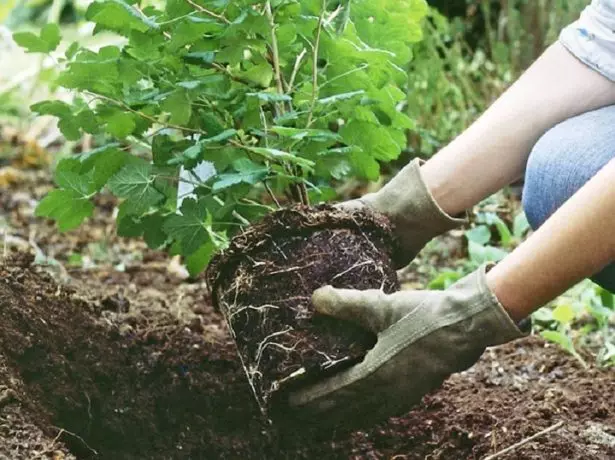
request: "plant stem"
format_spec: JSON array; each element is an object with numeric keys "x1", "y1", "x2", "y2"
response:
[
  {"x1": 287, "y1": 48, "x2": 307, "y2": 93},
  {"x1": 306, "y1": 0, "x2": 326, "y2": 128},
  {"x1": 263, "y1": 1, "x2": 310, "y2": 206},
  {"x1": 263, "y1": 181, "x2": 281, "y2": 208},
  {"x1": 184, "y1": 0, "x2": 230, "y2": 24},
  {"x1": 264, "y1": 1, "x2": 286, "y2": 113},
  {"x1": 84, "y1": 91, "x2": 205, "y2": 134}
]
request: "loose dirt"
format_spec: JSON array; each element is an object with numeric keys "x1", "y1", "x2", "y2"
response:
[{"x1": 1, "y1": 169, "x2": 614, "y2": 459}]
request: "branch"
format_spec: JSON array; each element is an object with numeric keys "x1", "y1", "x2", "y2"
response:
[
  {"x1": 287, "y1": 48, "x2": 307, "y2": 93},
  {"x1": 306, "y1": 0, "x2": 326, "y2": 127},
  {"x1": 84, "y1": 91, "x2": 205, "y2": 135},
  {"x1": 264, "y1": 1, "x2": 286, "y2": 115},
  {"x1": 184, "y1": 0, "x2": 230, "y2": 24}
]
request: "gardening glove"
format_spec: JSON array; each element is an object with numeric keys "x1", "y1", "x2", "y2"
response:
[
  {"x1": 341, "y1": 158, "x2": 466, "y2": 267},
  {"x1": 288, "y1": 263, "x2": 526, "y2": 428}
]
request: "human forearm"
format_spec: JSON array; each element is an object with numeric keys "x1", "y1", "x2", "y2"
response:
[
  {"x1": 487, "y1": 159, "x2": 615, "y2": 322},
  {"x1": 422, "y1": 42, "x2": 615, "y2": 216}
]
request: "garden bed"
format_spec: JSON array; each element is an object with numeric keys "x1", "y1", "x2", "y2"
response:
[{"x1": 1, "y1": 170, "x2": 614, "y2": 459}]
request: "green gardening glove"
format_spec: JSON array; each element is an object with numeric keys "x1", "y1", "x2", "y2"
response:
[
  {"x1": 288, "y1": 264, "x2": 526, "y2": 428},
  {"x1": 340, "y1": 158, "x2": 466, "y2": 267}
]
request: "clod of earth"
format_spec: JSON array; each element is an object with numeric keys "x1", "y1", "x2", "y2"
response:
[{"x1": 207, "y1": 205, "x2": 400, "y2": 417}]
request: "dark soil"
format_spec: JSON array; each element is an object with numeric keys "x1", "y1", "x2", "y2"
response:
[
  {"x1": 207, "y1": 205, "x2": 399, "y2": 415},
  {"x1": 1, "y1": 168, "x2": 614, "y2": 459}
]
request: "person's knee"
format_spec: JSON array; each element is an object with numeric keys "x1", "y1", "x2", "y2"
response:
[
  {"x1": 522, "y1": 106, "x2": 615, "y2": 230},
  {"x1": 522, "y1": 124, "x2": 568, "y2": 230}
]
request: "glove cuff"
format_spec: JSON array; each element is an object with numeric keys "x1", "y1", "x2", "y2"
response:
[
  {"x1": 363, "y1": 159, "x2": 467, "y2": 264},
  {"x1": 474, "y1": 263, "x2": 529, "y2": 345}
]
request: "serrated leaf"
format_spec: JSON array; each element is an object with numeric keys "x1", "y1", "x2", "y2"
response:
[
  {"x1": 162, "y1": 198, "x2": 209, "y2": 254},
  {"x1": 55, "y1": 169, "x2": 94, "y2": 197},
  {"x1": 80, "y1": 146, "x2": 129, "y2": 190},
  {"x1": 143, "y1": 214, "x2": 169, "y2": 248},
  {"x1": 340, "y1": 120, "x2": 400, "y2": 161},
  {"x1": 161, "y1": 90, "x2": 192, "y2": 125},
  {"x1": 40, "y1": 24, "x2": 61, "y2": 51},
  {"x1": 212, "y1": 159, "x2": 269, "y2": 191},
  {"x1": 86, "y1": 0, "x2": 158, "y2": 33},
  {"x1": 247, "y1": 146, "x2": 314, "y2": 170},
  {"x1": 31, "y1": 100, "x2": 72, "y2": 118},
  {"x1": 105, "y1": 111, "x2": 136, "y2": 138},
  {"x1": 36, "y1": 190, "x2": 94, "y2": 231},
  {"x1": 13, "y1": 23, "x2": 61, "y2": 53},
  {"x1": 270, "y1": 126, "x2": 341, "y2": 142},
  {"x1": 108, "y1": 163, "x2": 164, "y2": 215},
  {"x1": 318, "y1": 90, "x2": 365, "y2": 105},
  {"x1": 241, "y1": 63, "x2": 273, "y2": 88},
  {"x1": 248, "y1": 92, "x2": 292, "y2": 103},
  {"x1": 185, "y1": 241, "x2": 216, "y2": 277}
]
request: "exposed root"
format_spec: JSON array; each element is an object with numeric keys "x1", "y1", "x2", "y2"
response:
[
  {"x1": 330, "y1": 260, "x2": 374, "y2": 282},
  {"x1": 207, "y1": 205, "x2": 399, "y2": 415}
]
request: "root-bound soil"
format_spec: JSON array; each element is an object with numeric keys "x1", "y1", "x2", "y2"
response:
[{"x1": 208, "y1": 206, "x2": 399, "y2": 415}]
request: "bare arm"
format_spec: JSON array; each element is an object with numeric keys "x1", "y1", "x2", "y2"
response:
[
  {"x1": 488, "y1": 158, "x2": 615, "y2": 321},
  {"x1": 422, "y1": 42, "x2": 615, "y2": 216}
]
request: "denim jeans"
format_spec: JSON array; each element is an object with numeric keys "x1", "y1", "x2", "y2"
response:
[{"x1": 522, "y1": 104, "x2": 615, "y2": 292}]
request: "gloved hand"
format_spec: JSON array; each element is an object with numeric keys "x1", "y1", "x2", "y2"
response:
[
  {"x1": 288, "y1": 264, "x2": 526, "y2": 428},
  {"x1": 340, "y1": 159, "x2": 466, "y2": 267}
]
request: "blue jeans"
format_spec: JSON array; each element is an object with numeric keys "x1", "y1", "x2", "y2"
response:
[{"x1": 522, "y1": 105, "x2": 615, "y2": 292}]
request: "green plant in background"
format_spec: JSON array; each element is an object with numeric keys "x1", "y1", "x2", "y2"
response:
[
  {"x1": 479, "y1": 0, "x2": 587, "y2": 76},
  {"x1": 405, "y1": 0, "x2": 587, "y2": 157},
  {"x1": 406, "y1": 7, "x2": 507, "y2": 156},
  {"x1": 16, "y1": 0, "x2": 428, "y2": 275},
  {"x1": 533, "y1": 281, "x2": 615, "y2": 368}
]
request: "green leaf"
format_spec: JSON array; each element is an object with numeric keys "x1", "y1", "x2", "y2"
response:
[
  {"x1": 212, "y1": 159, "x2": 269, "y2": 191},
  {"x1": 318, "y1": 90, "x2": 365, "y2": 105},
  {"x1": 36, "y1": 190, "x2": 94, "y2": 231},
  {"x1": 13, "y1": 24, "x2": 61, "y2": 53},
  {"x1": 467, "y1": 241, "x2": 508, "y2": 264},
  {"x1": 55, "y1": 169, "x2": 94, "y2": 197},
  {"x1": 105, "y1": 111, "x2": 136, "y2": 138},
  {"x1": 168, "y1": 21, "x2": 209, "y2": 50},
  {"x1": 79, "y1": 144, "x2": 129, "y2": 190},
  {"x1": 465, "y1": 226, "x2": 491, "y2": 245},
  {"x1": 185, "y1": 241, "x2": 216, "y2": 277},
  {"x1": 270, "y1": 126, "x2": 341, "y2": 142},
  {"x1": 248, "y1": 92, "x2": 292, "y2": 103},
  {"x1": 428, "y1": 271, "x2": 463, "y2": 290},
  {"x1": 40, "y1": 24, "x2": 61, "y2": 51},
  {"x1": 247, "y1": 147, "x2": 314, "y2": 170},
  {"x1": 340, "y1": 120, "x2": 400, "y2": 161},
  {"x1": 108, "y1": 163, "x2": 165, "y2": 215},
  {"x1": 162, "y1": 198, "x2": 210, "y2": 254},
  {"x1": 86, "y1": 0, "x2": 158, "y2": 34},
  {"x1": 513, "y1": 212, "x2": 530, "y2": 238},
  {"x1": 241, "y1": 62, "x2": 273, "y2": 88},
  {"x1": 540, "y1": 330, "x2": 588, "y2": 368},
  {"x1": 31, "y1": 100, "x2": 72, "y2": 118},
  {"x1": 142, "y1": 214, "x2": 169, "y2": 248},
  {"x1": 478, "y1": 212, "x2": 512, "y2": 246},
  {"x1": 161, "y1": 91, "x2": 192, "y2": 125},
  {"x1": 552, "y1": 303, "x2": 575, "y2": 325}
]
